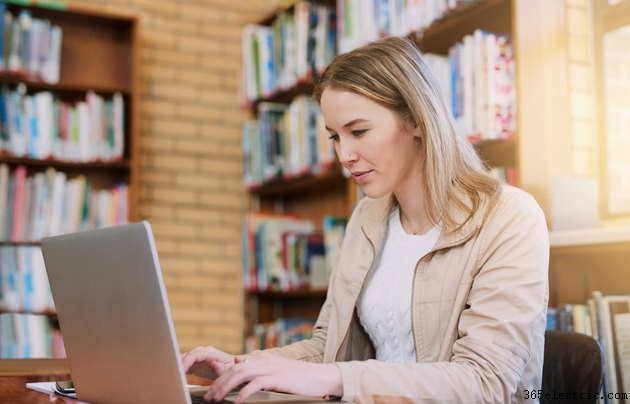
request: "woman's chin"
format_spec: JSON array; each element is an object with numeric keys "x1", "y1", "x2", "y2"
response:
[{"x1": 360, "y1": 186, "x2": 388, "y2": 200}]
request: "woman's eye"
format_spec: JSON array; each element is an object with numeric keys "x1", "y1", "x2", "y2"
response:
[
  {"x1": 328, "y1": 134, "x2": 339, "y2": 141},
  {"x1": 351, "y1": 129, "x2": 366, "y2": 136}
]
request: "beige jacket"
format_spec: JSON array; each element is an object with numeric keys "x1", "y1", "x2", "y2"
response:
[{"x1": 267, "y1": 185, "x2": 549, "y2": 403}]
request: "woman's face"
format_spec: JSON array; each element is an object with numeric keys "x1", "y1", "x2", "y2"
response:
[{"x1": 320, "y1": 88, "x2": 423, "y2": 199}]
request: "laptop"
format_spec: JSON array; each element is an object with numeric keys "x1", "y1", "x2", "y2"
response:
[{"x1": 41, "y1": 221, "x2": 327, "y2": 404}]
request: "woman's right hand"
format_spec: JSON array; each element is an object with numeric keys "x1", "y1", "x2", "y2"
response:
[{"x1": 181, "y1": 346, "x2": 236, "y2": 380}]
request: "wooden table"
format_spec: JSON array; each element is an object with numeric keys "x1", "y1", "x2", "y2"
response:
[
  {"x1": 0, "y1": 359, "x2": 330, "y2": 403},
  {"x1": 0, "y1": 359, "x2": 73, "y2": 403},
  {"x1": 0, "y1": 359, "x2": 211, "y2": 403}
]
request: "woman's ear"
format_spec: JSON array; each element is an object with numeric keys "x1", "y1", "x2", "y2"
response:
[{"x1": 412, "y1": 123, "x2": 422, "y2": 138}]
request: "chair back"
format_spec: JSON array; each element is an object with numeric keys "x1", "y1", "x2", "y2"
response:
[{"x1": 541, "y1": 330, "x2": 604, "y2": 404}]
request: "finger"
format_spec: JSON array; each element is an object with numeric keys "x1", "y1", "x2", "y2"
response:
[
  {"x1": 210, "y1": 360, "x2": 231, "y2": 376},
  {"x1": 211, "y1": 362, "x2": 251, "y2": 401},
  {"x1": 182, "y1": 347, "x2": 232, "y2": 372},
  {"x1": 187, "y1": 361, "x2": 217, "y2": 380},
  {"x1": 208, "y1": 360, "x2": 257, "y2": 401},
  {"x1": 205, "y1": 346, "x2": 234, "y2": 363},
  {"x1": 233, "y1": 378, "x2": 269, "y2": 404},
  {"x1": 180, "y1": 352, "x2": 191, "y2": 371}
]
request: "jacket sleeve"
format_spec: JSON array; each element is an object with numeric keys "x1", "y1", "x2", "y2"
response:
[{"x1": 336, "y1": 189, "x2": 549, "y2": 403}]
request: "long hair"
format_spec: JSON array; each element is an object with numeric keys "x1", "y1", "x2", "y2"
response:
[{"x1": 313, "y1": 37, "x2": 500, "y2": 232}]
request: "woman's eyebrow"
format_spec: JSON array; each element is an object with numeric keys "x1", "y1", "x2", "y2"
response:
[{"x1": 325, "y1": 118, "x2": 369, "y2": 132}]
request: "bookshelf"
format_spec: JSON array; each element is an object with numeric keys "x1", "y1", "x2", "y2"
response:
[
  {"x1": 241, "y1": 0, "x2": 571, "y2": 349},
  {"x1": 0, "y1": 3, "x2": 139, "y2": 360},
  {"x1": 241, "y1": 0, "x2": 347, "y2": 349},
  {"x1": 549, "y1": 227, "x2": 630, "y2": 307},
  {"x1": 413, "y1": 0, "x2": 570, "y2": 217},
  {"x1": 547, "y1": 226, "x2": 630, "y2": 401}
]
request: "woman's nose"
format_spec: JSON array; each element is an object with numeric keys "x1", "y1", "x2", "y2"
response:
[{"x1": 337, "y1": 145, "x2": 358, "y2": 164}]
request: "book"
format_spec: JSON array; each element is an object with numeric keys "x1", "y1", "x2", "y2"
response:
[
  {"x1": 245, "y1": 317, "x2": 316, "y2": 352},
  {"x1": 323, "y1": 216, "x2": 347, "y2": 280},
  {"x1": 10, "y1": 165, "x2": 27, "y2": 241},
  {"x1": 0, "y1": 164, "x2": 8, "y2": 240},
  {"x1": 593, "y1": 291, "x2": 630, "y2": 404},
  {"x1": 0, "y1": 2, "x2": 6, "y2": 70},
  {"x1": 258, "y1": 102, "x2": 288, "y2": 181},
  {"x1": 243, "y1": 213, "x2": 316, "y2": 291}
]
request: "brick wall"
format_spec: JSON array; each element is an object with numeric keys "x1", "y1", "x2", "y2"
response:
[{"x1": 66, "y1": 0, "x2": 283, "y2": 353}]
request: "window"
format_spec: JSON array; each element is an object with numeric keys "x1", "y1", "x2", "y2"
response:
[{"x1": 593, "y1": 0, "x2": 630, "y2": 217}]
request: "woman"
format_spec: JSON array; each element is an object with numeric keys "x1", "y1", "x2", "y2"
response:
[{"x1": 182, "y1": 36, "x2": 549, "y2": 403}]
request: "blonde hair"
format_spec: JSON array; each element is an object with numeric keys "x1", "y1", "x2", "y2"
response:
[{"x1": 313, "y1": 37, "x2": 500, "y2": 232}]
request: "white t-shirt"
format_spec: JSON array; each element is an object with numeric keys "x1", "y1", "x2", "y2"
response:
[{"x1": 357, "y1": 206, "x2": 441, "y2": 362}]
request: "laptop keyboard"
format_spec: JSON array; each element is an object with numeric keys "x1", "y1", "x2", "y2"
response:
[
  {"x1": 190, "y1": 393, "x2": 211, "y2": 403},
  {"x1": 190, "y1": 391, "x2": 233, "y2": 403}
]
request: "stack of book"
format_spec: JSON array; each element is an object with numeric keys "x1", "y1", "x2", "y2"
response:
[
  {"x1": 445, "y1": 30, "x2": 517, "y2": 142},
  {"x1": 0, "y1": 164, "x2": 128, "y2": 241},
  {"x1": 547, "y1": 291, "x2": 630, "y2": 403},
  {"x1": 0, "y1": 313, "x2": 65, "y2": 358},
  {"x1": 0, "y1": 246, "x2": 53, "y2": 313},
  {"x1": 0, "y1": 5, "x2": 63, "y2": 84},
  {"x1": 336, "y1": 0, "x2": 482, "y2": 54},
  {"x1": 241, "y1": 1, "x2": 337, "y2": 103},
  {"x1": 245, "y1": 317, "x2": 316, "y2": 353},
  {"x1": 242, "y1": 96, "x2": 335, "y2": 188},
  {"x1": 0, "y1": 87, "x2": 126, "y2": 163},
  {"x1": 242, "y1": 213, "x2": 347, "y2": 292}
]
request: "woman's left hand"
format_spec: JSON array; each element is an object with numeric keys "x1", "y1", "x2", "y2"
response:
[{"x1": 204, "y1": 353, "x2": 342, "y2": 403}]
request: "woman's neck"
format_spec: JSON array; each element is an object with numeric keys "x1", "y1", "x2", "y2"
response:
[{"x1": 395, "y1": 192, "x2": 431, "y2": 236}]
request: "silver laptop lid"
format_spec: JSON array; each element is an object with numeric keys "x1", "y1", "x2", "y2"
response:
[{"x1": 41, "y1": 221, "x2": 191, "y2": 404}]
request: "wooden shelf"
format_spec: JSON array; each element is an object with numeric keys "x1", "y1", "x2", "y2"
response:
[
  {"x1": 0, "y1": 71, "x2": 131, "y2": 94},
  {"x1": 550, "y1": 226, "x2": 630, "y2": 248},
  {"x1": 0, "y1": 241, "x2": 42, "y2": 246},
  {"x1": 473, "y1": 137, "x2": 517, "y2": 168},
  {"x1": 0, "y1": 359, "x2": 69, "y2": 377},
  {"x1": 549, "y1": 227, "x2": 630, "y2": 306},
  {"x1": 256, "y1": 0, "x2": 337, "y2": 26},
  {"x1": 247, "y1": 289, "x2": 327, "y2": 299},
  {"x1": 245, "y1": 289, "x2": 327, "y2": 337},
  {"x1": 1, "y1": 3, "x2": 137, "y2": 94},
  {"x1": 419, "y1": 0, "x2": 512, "y2": 54},
  {"x1": 0, "y1": 155, "x2": 131, "y2": 171},
  {"x1": 0, "y1": 308, "x2": 57, "y2": 316},
  {"x1": 248, "y1": 166, "x2": 346, "y2": 198},
  {"x1": 246, "y1": 80, "x2": 316, "y2": 111}
]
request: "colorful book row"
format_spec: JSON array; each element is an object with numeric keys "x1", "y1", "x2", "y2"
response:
[
  {"x1": 242, "y1": 1, "x2": 337, "y2": 103},
  {"x1": 243, "y1": 30, "x2": 515, "y2": 189},
  {"x1": 242, "y1": 213, "x2": 347, "y2": 292},
  {"x1": 0, "y1": 4, "x2": 63, "y2": 84},
  {"x1": 548, "y1": 291, "x2": 630, "y2": 404},
  {"x1": 0, "y1": 86, "x2": 125, "y2": 162},
  {"x1": 0, "y1": 246, "x2": 53, "y2": 313},
  {"x1": 337, "y1": 0, "x2": 481, "y2": 54},
  {"x1": 245, "y1": 317, "x2": 316, "y2": 353},
  {"x1": 0, "y1": 313, "x2": 65, "y2": 359},
  {"x1": 422, "y1": 30, "x2": 516, "y2": 141},
  {"x1": 242, "y1": 96, "x2": 335, "y2": 188},
  {"x1": 0, "y1": 164, "x2": 128, "y2": 242}
]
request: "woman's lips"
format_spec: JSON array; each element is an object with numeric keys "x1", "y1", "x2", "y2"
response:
[{"x1": 351, "y1": 170, "x2": 371, "y2": 184}]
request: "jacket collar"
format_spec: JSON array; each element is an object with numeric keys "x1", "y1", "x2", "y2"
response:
[{"x1": 360, "y1": 188, "x2": 495, "y2": 252}]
